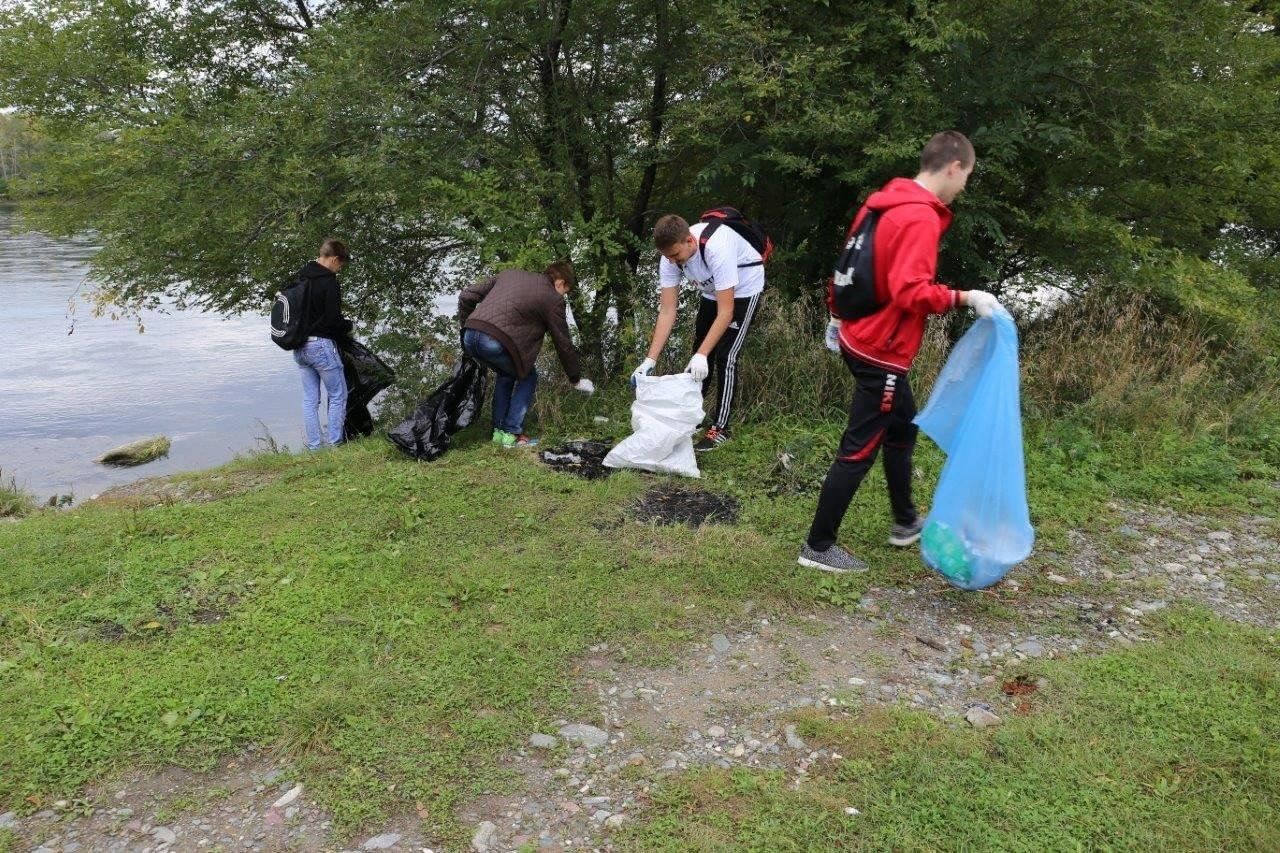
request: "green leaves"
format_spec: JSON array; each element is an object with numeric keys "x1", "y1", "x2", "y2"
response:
[{"x1": 2, "y1": 0, "x2": 1278, "y2": 370}]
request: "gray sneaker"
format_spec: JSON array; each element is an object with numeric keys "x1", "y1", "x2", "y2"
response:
[
  {"x1": 798, "y1": 543, "x2": 868, "y2": 574},
  {"x1": 888, "y1": 518, "x2": 924, "y2": 547}
]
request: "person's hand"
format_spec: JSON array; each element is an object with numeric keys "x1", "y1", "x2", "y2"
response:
[
  {"x1": 630, "y1": 357, "x2": 656, "y2": 388},
  {"x1": 824, "y1": 318, "x2": 841, "y2": 353},
  {"x1": 965, "y1": 290, "x2": 1002, "y2": 318},
  {"x1": 573, "y1": 378, "x2": 595, "y2": 395},
  {"x1": 686, "y1": 353, "x2": 709, "y2": 381}
]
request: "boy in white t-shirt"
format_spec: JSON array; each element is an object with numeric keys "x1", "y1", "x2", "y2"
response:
[{"x1": 630, "y1": 213, "x2": 765, "y2": 450}]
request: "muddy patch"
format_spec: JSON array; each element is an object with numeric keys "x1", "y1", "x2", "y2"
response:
[
  {"x1": 540, "y1": 440, "x2": 614, "y2": 480},
  {"x1": 632, "y1": 484, "x2": 739, "y2": 527},
  {"x1": 93, "y1": 620, "x2": 128, "y2": 643}
]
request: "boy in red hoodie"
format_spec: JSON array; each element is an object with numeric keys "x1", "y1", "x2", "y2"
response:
[{"x1": 798, "y1": 131, "x2": 1002, "y2": 574}]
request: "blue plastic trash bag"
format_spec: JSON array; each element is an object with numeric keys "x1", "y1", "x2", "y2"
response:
[{"x1": 914, "y1": 310, "x2": 1033, "y2": 590}]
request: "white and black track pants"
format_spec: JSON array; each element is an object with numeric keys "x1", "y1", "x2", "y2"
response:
[{"x1": 692, "y1": 292, "x2": 761, "y2": 432}]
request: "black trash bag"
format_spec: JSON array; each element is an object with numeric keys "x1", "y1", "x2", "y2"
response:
[
  {"x1": 338, "y1": 337, "x2": 395, "y2": 441},
  {"x1": 386, "y1": 355, "x2": 488, "y2": 461}
]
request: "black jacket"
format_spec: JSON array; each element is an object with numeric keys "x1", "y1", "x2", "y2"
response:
[{"x1": 297, "y1": 261, "x2": 353, "y2": 340}]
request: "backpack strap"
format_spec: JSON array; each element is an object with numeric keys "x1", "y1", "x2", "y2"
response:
[{"x1": 687, "y1": 220, "x2": 764, "y2": 272}]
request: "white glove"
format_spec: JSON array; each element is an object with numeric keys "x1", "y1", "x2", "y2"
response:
[
  {"x1": 630, "y1": 357, "x2": 656, "y2": 388},
  {"x1": 686, "y1": 353, "x2": 709, "y2": 381},
  {"x1": 573, "y1": 378, "x2": 595, "y2": 395},
  {"x1": 824, "y1": 318, "x2": 841, "y2": 353},
  {"x1": 966, "y1": 290, "x2": 1002, "y2": 318}
]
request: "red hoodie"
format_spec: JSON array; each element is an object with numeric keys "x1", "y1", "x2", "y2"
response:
[{"x1": 831, "y1": 178, "x2": 961, "y2": 373}]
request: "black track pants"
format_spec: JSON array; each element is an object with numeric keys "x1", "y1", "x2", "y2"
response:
[
  {"x1": 806, "y1": 354, "x2": 919, "y2": 551},
  {"x1": 691, "y1": 293, "x2": 761, "y2": 432}
]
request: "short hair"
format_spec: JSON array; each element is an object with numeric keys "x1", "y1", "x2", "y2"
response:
[
  {"x1": 319, "y1": 238, "x2": 350, "y2": 262},
  {"x1": 544, "y1": 261, "x2": 576, "y2": 291},
  {"x1": 919, "y1": 131, "x2": 975, "y2": 173},
  {"x1": 653, "y1": 214, "x2": 692, "y2": 251}
]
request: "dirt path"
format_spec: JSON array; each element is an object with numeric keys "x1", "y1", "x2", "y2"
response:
[{"x1": 7, "y1": 507, "x2": 1277, "y2": 853}]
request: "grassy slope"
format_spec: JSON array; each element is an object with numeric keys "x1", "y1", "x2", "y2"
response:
[{"x1": 1, "y1": 384, "x2": 1277, "y2": 847}]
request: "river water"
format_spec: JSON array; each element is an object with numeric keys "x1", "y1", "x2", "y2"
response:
[{"x1": 0, "y1": 208, "x2": 310, "y2": 502}]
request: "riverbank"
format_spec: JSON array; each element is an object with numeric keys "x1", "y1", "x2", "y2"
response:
[{"x1": 1, "y1": 390, "x2": 1277, "y2": 850}]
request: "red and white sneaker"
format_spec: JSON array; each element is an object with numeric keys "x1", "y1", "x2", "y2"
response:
[{"x1": 694, "y1": 426, "x2": 729, "y2": 452}]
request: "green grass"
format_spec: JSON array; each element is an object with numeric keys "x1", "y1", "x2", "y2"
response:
[
  {"x1": 0, "y1": 377, "x2": 1276, "y2": 845},
  {"x1": 0, "y1": 429, "x2": 823, "y2": 840},
  {"x1": 625, "y1": 609, "x2": 1280, "y2": 851}
]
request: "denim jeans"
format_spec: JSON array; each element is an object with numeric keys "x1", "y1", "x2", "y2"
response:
[
  {"x1": 462, "y1": 328, "x2": 537, "y2": 434},
  {"x1": 293, "y1": 337, "x2": 348, "y2": 449}
]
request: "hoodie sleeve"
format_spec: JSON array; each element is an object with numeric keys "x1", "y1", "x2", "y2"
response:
[
  {"x1": 882, "y1": 213, "x2": 961, "y2": 315},
  {"x1": 458, "y1": 276, "x2": 497, "y2": 325},
  {"x1": 543, "y1": 292, "x2": 582, "y2": 384}
]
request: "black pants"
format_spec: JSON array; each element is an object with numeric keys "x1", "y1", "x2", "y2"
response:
[
  {"x1": 692, "y1": 292, "x2": 761, "y2": 432},
  {"x1": 807, "y1": 354, "x2": 918, "y2": 551}
]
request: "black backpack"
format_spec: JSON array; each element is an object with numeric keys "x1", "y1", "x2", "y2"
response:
[
  {"x1": 830, "y1": 210, "x2": 883, "y2": 320},
  {"x1": 269, "y1": 275, "x2": 311, "y2": 350},
  {"x1": 693, "y1": 206, "x2": 774, "y2": 269}
]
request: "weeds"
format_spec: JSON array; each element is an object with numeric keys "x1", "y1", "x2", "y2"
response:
[{"x1": 0, "y1": 469, "x2": 35, "y2": 518}]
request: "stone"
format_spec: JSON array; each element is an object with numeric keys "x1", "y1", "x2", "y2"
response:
[
  {"x1": 1045, "y1": 573, "x2": 1072, "y2": 585},
  {"x1": 711, "y1": 633, "x2": 731, "y2": 654},
  {"x1": 1014, "y1": 640, "x2": 1045, "y2": 658},
  {"x1": 965, "y1": 706, "x2": 1002, "y2": 728},
  {"x1": 362, "y1": 832, "x2": 402, "y2": 850},
  {"x1": 605, "y1": 814, "x2": 628, "y2": 829},
  {"x1": 471, "y1": 821, "x2": 498, "y2": 852},
  {"x1": 1117, "y1": 525, "x2": 1142, "y2": 538},
  {"x1": 529, "y1": 733, "x2": 559, "y2": 749},
  {"x1": 1207, "y1": 531, "x2": 1232, "y2": 541},
  {"x1": 706, "y1": 725, "x2": 726, "y2": 739},
  {"x1": 0, "y1": 812, "x2": 16, "y2": 830},
  {"x1": 591, "y1": 809, "x2": 612, "y2": 823},
  {"x1": 926, "y1": 673, "x2": 955, "y2": 687},
  {"x1": 153, "y1": 827, "x2": 178, "y2": 845},
  {"x1": 784, "y1": 724, "x2": 806, "y2": 750},
  {"x1": 272, "y1": 785, "x2": 303, "y2": 809},
  {"x1": 559, "y1": 723, "x2": 609, "y2": 749}
]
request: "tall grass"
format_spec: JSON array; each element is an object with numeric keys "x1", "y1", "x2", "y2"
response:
[
  {"x1": 392, "y1": 286, "x2": 1278, "y2": 482},
  {"x1": 724, "y1": 294, "x2": 1278, "y2": 458},
  {"x1": 0, "y1": 468, "x2": 36, "y2": 518}
]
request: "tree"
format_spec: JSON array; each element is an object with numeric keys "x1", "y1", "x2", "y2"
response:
[{"x1": 2, "y1": 0, "x2": 1277, "y2": 369}]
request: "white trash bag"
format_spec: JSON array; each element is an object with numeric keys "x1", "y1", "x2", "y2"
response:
[{"x1": 604, "y1": 374, "x2": 705, "y2": 478}]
